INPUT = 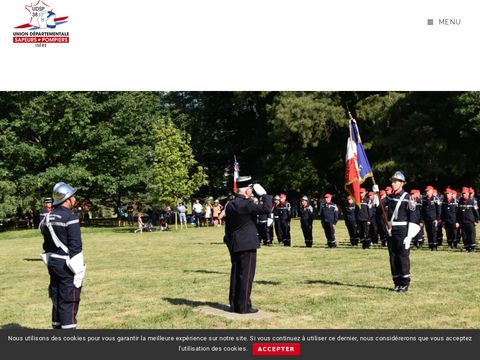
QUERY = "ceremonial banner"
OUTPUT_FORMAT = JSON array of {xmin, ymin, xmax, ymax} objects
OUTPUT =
[
  {"xmin": 233, "ymin": 157, "xmax": 240, "ymax": 193},
  {"xmin": 344, "ymin": 118, "xmax": 373, "ymax": 206}
]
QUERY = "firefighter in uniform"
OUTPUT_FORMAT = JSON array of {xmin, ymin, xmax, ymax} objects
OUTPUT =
[
  {"xmin": 441, "ymin": 188, "xmax": 458, "ymax": 248},
  {"xmin": 40, "ymin": 182, "xmax": 86, "ymax": 329},
  {"xmin": 299, "ymin": 196, "xmax": 314, "ymax": 247},
  {"xmin": 277, "ymin": 194, "xmax": 292, "ymax": 246},
  {"xmin": 272, "ymin": 195, "xmax": 283, "ymax": 244},
  {"xmin": 376, "ymin": 190, "xmax": 388, "ymax": 246},
  {"xmin": 357, "ymin": 188, "xmax": 372, "ymax": 249},
  {"xmin": 319, "ymin": 194, "xmax": 338, "ymax": 248},
  {"xmin": 257, "ymin": 198, "xmax": 272, "ymax": 246},
  {"xmin": 344, "ymin": 195, "xmax": 358, "ymax": 246},
  {"xmin": 386, "ymin": 171, "xmax": 419, "ymax": 292},
  {"xmin": 422, "ymin": 185, "xmax": 442, "ymax": 250},
  {"xmin": 410, "ymin": 190, "xmax": 424, "ymax": 248},
  {"xmin": 456, "ymin": 187, "xmax": 479, "ymax": 252},
  {"xmin": 224, "ymin": 176, "xmax": 272, "ymax": 313}
]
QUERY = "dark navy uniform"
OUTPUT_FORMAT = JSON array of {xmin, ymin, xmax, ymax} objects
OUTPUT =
[
  {"xmin": 41, "ymin": 206, "xmax": 82, "ymax": 329},
  {"xmin": 299, "ymin": 204, "xmax": 314, "ymax": 247},
  {"xmin": 386, "ymin": 190, "xmax": 417, "ymax": 290},
  {"xmin": 343, "ymin": 202, "xmax": 358, "ymax": 246},
  {"xmin": 319, "ymin": 200, "xmax": 339, "ymax": 248},
  {"xmin": 411, "ymin": 197, "xmax": 424, "ymax": 248},
  {"xmin": 257, "ymin": 212, "xmax": 271, "ymax": 246},
  {"xmin": 276, "ymin": 201, "xmax": 292, "ymax": 246},
  {"xmin": 375, "ymin": 197, "xmax": 389, "ymax": 246},
  {"xmin": 456, "ymin": 197, "xmax": 479, "ymax": 252},
  {"xmin": 421, "ymin": 195, "xmax": 442, "ymax": 250},
  {"xmin": 441, "ymin": 197, "xmax": 458, "ymax": 248},
  {"xmin": 356, "ymin": 197, "xmax": 372, "ymax": 249},
  {"xmin": 225, "ymin": 193, "xmax": 272, "ymax": 313}
]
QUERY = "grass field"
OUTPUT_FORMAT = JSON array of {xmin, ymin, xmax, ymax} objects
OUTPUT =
[{"xmin": 1, "ymin": 220, "xmax": 479, "ymax": 329}]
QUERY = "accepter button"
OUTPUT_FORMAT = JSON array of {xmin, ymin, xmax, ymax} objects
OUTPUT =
[{"xmin": 252, "ymin": 343, "xmax": 301, "ymax": 356}]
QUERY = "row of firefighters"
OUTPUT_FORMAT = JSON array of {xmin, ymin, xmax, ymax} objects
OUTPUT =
[{"xmin": 257, "ymin": 186, "xmax": 479, "ymax": 252}]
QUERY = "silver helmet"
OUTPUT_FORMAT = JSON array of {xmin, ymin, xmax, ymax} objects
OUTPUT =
[
  {"xmin": 52, "ymin": 182, "xmax": 78, "ymax": 206},
  {"xmin": 390, "ymin": 171, "xmax": 406, "ymax": 183}
]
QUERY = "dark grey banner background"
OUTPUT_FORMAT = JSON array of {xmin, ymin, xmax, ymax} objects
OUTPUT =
[{"xmin": 2, "ymin": 330, "xmax": 478, "ymax": 360}]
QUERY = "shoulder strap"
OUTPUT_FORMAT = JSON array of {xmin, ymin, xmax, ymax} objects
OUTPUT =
[
  {"xmin": 390, "ymin": 192, "xmax": 407, "ymax": 223},
  {"xmin": 45, "ymin": 212, "xmax": 69, "ymax": 254}
]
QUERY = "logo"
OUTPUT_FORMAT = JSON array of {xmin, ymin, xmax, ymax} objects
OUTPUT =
[{"xmin": 13, "ymin": 1, "xmax": 69, "ymax": 46}]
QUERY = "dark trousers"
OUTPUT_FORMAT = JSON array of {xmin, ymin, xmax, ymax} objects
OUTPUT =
[
  {"xmin": 322, "ymin": 221, "xmax": 336, "ymax": 247},
  {"xmin": 280, "ymin": 220, "xmax": 291, "ymax": 246},
  {"xmin": 301, "ymin": 219, "xmax": 313, "ymax": 247},
  {"xmin": 370, "ymin": 219, "xmax": 378, "ymax": 244},
  {"xmin": 274, "ymin": 219, "xmax": 283, "ymax": 243},
  {"xmin": 194, "ymin": 213, "xmax": 203, "ymax": 227},
  {"xmin": 425, "ymin": 220, "xmax": 438, "ymax": 249},
  {"xmin": 257, "ymin": 222, "xmax": 271, "ymax": 245},
  {"xmin": 345, "ymin": 220, "xmax": 358, "ymax": 246},
  {"xmin": 413, "ymin": 223, "xmax": 424, "ymax": 247},
  {"xmin": 436, "ymin": 221, "xmax": 444, "ymax": 246},
  {"xmin": 387, "ymin": 226, "xmax": 410, "ymax": 287},
  {"xmin": 444, "ymin": 222, "xmax": 457, "ymax": 247},
  {"xmin": 48, "ymin": 258, "xmax": 81, "ymax": 329},
  {"xmin": 358, "ymin": 221, "xmax": 371, "ymax": 248},
  {"xmin": 229, "ymin": 250, "xmax": 257, "ymax": 313},
  {"xmin": 461, "ymin": 222, "xmax": 476, "ymax": 251}
]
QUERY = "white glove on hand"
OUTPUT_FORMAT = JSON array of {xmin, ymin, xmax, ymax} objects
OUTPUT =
[
  {"xmin": 372, "ymin": 184, "xmax": 379, "ymax": 193},
  {"xmin": 253, "ymin": 184, "xmax": 266, "ymax": 196},
  {"xmin": 403, "ymin": 237, "xmax": 412, "ymax": 250},
  {"xmin": 73, "ymin": 264, "xmax": 86, "ymax": 288}
]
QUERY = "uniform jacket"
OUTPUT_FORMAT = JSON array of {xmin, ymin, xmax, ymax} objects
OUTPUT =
[
  {"xmin": 356, "ymin": 197, "xmax": 372, "ymax": 222},
  {"xmin": 41, "ymin": 206, "xmax": 82, "ymax": 257},
  {"xmin": 343, "ymin": 204, "xmax": 357, "ymax": 223},
  {"xmin": 441, "ymin": 199, "xmax": 457, "ymax": 224},
  {"xmin": 386, "ymin": 190, "xmax": 417, "ymax": 223},
  {"xmin": 299, "ymin": 205, "xmax": 314, "ymax": 225},
  {"xmin": 421, "ymin": 195, "xmax": 441, "ymax": 221},
  {"xmin": 456, "ymin": 198, "xmax": 479, "ymax": 224},
  {"xmin": 319, "ymin": 202, "xmax": 339, "ymax": 224},
  {"xmin": 274, "ymin": 202, "xmax": 291, "ymax": 222},
  {"xmin": 225, "ymin": 194, "xmax": 273, "ymax": 253}
]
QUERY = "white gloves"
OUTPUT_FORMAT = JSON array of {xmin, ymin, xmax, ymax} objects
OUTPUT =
[
  {"xmin": 372, "ymin": 184, "xmax": 379, "ymax": 193},
  {"xmin": 67, "ymin": 252, "xmax": 87, "ymax": 288},
  {"xmin": 253, "ymin": 184, "xmax": 266, "ymax": 196},
  {"xmin": 403, "ymin": 237, "xmax": 412, "ymax": 250},
  {"xmin": 73, "ymin": 265, "xmax": 87, "ymax": 288}
]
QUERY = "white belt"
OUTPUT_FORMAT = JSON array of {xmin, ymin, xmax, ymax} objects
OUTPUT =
[
  {"xmin": 50, "ymin": 253, "xmax": 69, "ymax": 260},
  {"xmin": 391, "ymin": 221, "xmax": 407, "ymax": 226}
]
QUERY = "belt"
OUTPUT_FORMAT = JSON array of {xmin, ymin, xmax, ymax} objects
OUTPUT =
[
  {"xmin": 50, "ymin": 253, "xmax": 69, "ymax": 260},
  {"xmin": 259, "ymin": 220, "xmax": 268, "ymax": 223},
  {"xmin": 391, "ymin": 221, "xmax": 407, "ymax": 226}
]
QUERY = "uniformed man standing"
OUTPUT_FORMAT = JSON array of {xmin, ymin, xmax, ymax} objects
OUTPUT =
[
  {"xmin": 357, "ymin": 188, "xmax": 372, "ymax": 249},
  {"xmin": 385, "ymin": 171, "xmax": 419, "ymax": 292},
  {"xmin": 456, "ymin": 187, "xmax": 479, "ymax": 252},
  {"xmin": 319, "ymin": 194, "xmax": 339, "ymax": 248},
  {"xmin": 272, "ymin": 195, "xmax": 283, "ymax": 244},
  {"xmin": 277, "ymin": 194, "xmax": 292, "ymax": 246},
  {"xmin": 299, "ymin": 196, "xmax": 314, "ymax": 247},
  {"xmin": 344, "ymin": 195, "xmax": 358, "ymax": 246},
  {"xmin": 224, "ymin": 176, "xmax": 272, "ymax": 313},
  {"xmin": 40, "ymin": 182, "xmax": 86, "ymax": 329},
  {"xmin": 410, "ymin": 190, "xmax": 424, "ymax": 248},
  {"xmin": 441, "ymin": 188, "xmax": 458, "ymax": 248},
  {"xmin": 257, "ymin": 198, "xmax": 272, "ymax": 246},
  {"xmin": 421, "ymin": 185, "xmax": 442, "ymax": 250}
]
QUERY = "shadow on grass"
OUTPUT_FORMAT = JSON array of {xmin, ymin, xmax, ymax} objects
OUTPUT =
[
  {"xmin": 23, "ymin": 258, "xmax": 42, "ymax": 262},
  {"xmin": 305, "ymin": 279, "xmax": 391, "ymax": 291},
  {"xmin": 255, "ymin": 280, "xmax": 281, "ymax": 286},
  {"xmin": 163, "ymin": 297, "xmax": 230, "ymax": 312},
  {"xmin": 183, "ymin": 269, "xmax": 227, "ymax": 275},
  {"xmin": 1, "ymin": 323, "xmax": 31, "ymax": 329}
]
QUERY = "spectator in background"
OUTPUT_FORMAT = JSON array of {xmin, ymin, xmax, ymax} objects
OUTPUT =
[
  {"xmin": 127, "ymin": 203, "xmax": 134, "ymax": 226},
  {"xmin": 117, "ymin": 207, "xmax": 125, "ymax": 227},
  {"xmin": 82, "ymin": 199, "xmax": 92, "ymax": 227},
  {"xmin": 134, "ymin": 210, "xmax": 145, "ymax": 233},
  {"xmin": 204, "ymin": 200, "xmax": 213, "ymax": 226},
  {"xmin": 177, "ymin": 203, "xmax": 187, "ymax": 229},
  {"xmin": 193, "ymin": 199, "xmax": 203, "ymax": 227},
  {"xmin": 213, "ymin": 200, "xmax": 223, "ymax": 227}
]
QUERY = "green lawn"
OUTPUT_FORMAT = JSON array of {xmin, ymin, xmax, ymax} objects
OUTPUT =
[{"xmin": 1, "ymin": 220, "xmax": 479, "ymax": 329}]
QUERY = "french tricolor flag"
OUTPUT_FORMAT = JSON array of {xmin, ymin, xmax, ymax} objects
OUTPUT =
[
  {"xmin": 344, "ymin": 118, "xmax": 373, "ymax": 206},
  {"xmin": 233, "ymin": 156, "xmax": 240, "ymax": 193}
]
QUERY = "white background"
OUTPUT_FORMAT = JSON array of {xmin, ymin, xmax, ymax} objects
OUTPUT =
[{"xmin": 1, "ymin": 0, "xmax": 479, "ymax": 90}]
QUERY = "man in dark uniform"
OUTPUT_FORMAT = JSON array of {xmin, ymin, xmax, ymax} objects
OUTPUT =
[
  {"xmin": 376, "ymin": 190, "xmax": 388, "ymax": 246},
  {"xmin": 385, "ymin": 171, "xmax": 419, "ymax": 292},
  {"xmin": 344, "ymin": 195, "xmax": 358, "ymax": 246},
  {"xmin": 319, "ymin": 194, "xmax": 339, "ymax": 248},
  {"xmin": 456, "ymin": 187, "xmax": 479, "ymax": 252},
  {"xmin": 421, "ymin": 185, "xmax": 442, "ymax": 250},
  {"xmin": 40, "ymin": 182, "xmax": 86, "ymax": 329},
  {"xmin": 299, "ymin": 196, "xmax": 314, "ymax": 247},
  {"xmin": 257, "ymin": 198, "xmax": 272, "ymax": 246},
  {"xmin": 357, "ymin": 188, "xmax": 372, "ymax": 249},
  {"xmin": 224, "ymin": 176, "xmax": 272, "ymax": 314},
  {"xmin": 410, "ymin": 190, "xmax": 424, "ymax": 248},
  {"xmin": 277, "ymin": 194, "xmax": 292, "ymax": 246},
  {"xmin": 441, "ymin": 188, "xmax": 458, "ymax": 248},
  {"xmin": 272, "ymin": 195, "xmax": 283, "ymax": 244}
]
